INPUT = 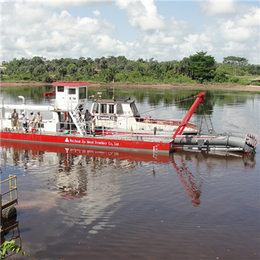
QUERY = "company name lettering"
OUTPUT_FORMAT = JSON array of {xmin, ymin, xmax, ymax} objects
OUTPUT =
[{"xmin": 66, "ymin": 138, "xmax": 120, "ymax": 147}]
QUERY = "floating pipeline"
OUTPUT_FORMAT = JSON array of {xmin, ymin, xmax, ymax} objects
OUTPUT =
[{"xmin": 173, "ymin": 133, "xmax": 257, "ymax": 154}]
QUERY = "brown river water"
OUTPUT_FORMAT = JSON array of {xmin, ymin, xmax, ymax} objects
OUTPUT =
[{"xmin": 0, "ymin": 87, "xmax": 259, "ymax": 259}]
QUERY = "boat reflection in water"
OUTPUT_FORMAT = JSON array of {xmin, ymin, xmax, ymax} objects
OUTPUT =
[
  {"xmin": 0, "ymin": 141, "xmax": 257, "ymax": 258},
  {"xmin": 1, "ymin": 141, "xmax": 256, "ymax": 209},
  {"xmin": 1, "ymin": 141, "xmax": 171, "ymax": 236},
  {"xmin": 171, "ymin": 151, "xmax": 256, "ymax": 206}
]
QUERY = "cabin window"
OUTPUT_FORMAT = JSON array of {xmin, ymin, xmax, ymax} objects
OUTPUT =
[
  {"xmin": 130, "ymin": 102, "xmax": 140, "ymax": 117},
  {"xmin": 93, "ymin": 103, "xmax": 99, "ymax": 113},
  {"xmin": 101, "ymin": 104, "xmax": 107, "ymax": 114},
  {"xmin": 57, "ymin": 86, "xmax": 64, "ymax": 92},
  {"xmin": 117, "ymin": 104, "xmax": 123, "ymax": 114},
  {"xmin": 69, "ymin": 88, "xmax": 76, "ymax": 94},
  {"xmin": 79, "ymin": 87, "xmax": 86, "ymax": 99},
  {"xmin": 109, "ymin": 104, "xmax": 114, "ymax": 114}
]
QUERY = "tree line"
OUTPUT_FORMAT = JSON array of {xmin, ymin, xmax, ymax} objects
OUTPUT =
[{"xmin": 1, "ymin": 52, "xmax": 260, "ymax": 85}]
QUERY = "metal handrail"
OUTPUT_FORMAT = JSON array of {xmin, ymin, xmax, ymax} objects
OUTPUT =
[{"xmin": 0, "ymin": 175, "xmax": 18, "ymax": 207}]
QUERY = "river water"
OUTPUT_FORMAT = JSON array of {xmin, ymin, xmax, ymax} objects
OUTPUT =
[{"xmin": 0, "ymin": 87, "xmax": 259, "ymax": 260}]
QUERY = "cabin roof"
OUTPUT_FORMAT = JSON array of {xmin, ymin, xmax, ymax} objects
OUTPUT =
[
  {"xmin": 93, "ymin": 98, "xmax": 135, "ymax": 104},
  {"xmin": 52, "ymin": 82, "xmax": 90, "ymax": 86}
]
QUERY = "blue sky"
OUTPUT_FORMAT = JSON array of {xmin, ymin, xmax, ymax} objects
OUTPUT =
[{"xmin": 1, "ymin": 0, "xmax": 259, "ymax": 64}]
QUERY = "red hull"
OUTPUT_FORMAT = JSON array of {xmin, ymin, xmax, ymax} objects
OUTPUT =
[
  {"xmin": 0, "ymin": 140, "xmax": 170, "ymax": 163},
  {"xmin": 0, "ymin": 132, "xmax": 173, "ymax": 154}
]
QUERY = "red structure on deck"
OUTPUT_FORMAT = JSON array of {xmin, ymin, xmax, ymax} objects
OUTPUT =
[{"xmin": 172, "ymin": 92, "xmax": 205, "ymax": 139}]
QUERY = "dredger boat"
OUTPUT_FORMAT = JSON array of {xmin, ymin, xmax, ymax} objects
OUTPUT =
[{"xmin": 0, "ymin": 82, "xmax": 257, "ymax": 155}]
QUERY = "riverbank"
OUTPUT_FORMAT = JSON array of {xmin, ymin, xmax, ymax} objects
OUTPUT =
[
  {"xmin": 1, "ymin": 82, "xmax": 260, "ymax": 92},
  {"xmin": 91, "ymin": 83, "xmax": 260, "ymax": 92}
]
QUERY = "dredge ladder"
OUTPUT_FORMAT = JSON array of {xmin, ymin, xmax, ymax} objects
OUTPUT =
[{"xmin": 172, "ymin": 93, "xmax": 257, "ymax": 154}]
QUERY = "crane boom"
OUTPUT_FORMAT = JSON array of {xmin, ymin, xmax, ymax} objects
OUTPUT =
[{"xmin": 172, "ymin": 92, "xmax": 205, "ymax": 139}]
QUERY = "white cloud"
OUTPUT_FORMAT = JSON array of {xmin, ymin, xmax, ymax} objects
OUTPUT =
[
  {"xmin": 2, "ymin": 0, "xmax": 116, "ymax": 8},
  {"xmin": 1, "ymin": 1, "xmax": 116, "ymax": 60},
  {"xmin": 179, "ymin": 33, "xmax": 214, "ymax": 57},
  {"xmin": 91, "ymin": 34, "xmax": 127, "ymax": 53},
  {"xmin": 200, "ymin": 0, "xmax": 237, "ymax": 16},
  {"xmin": 238, "ymin": 6, "xmax": 260, "ymax": 27},
  {"xmin": 220, "ymin": 20, "xmax": 252, "ymax": 42},
  {"xmin": 0, "ymin": 0, "xmax": 259, "ymax": 64},
  {"xmin": 2, "ymin": 3, "xmax": 50, "ymax": 36},
  {"xmin": 116, "ymin": 0, "xmax": 165, "ymax": 31},
  {"xmin": 214, "ymin": 5, "xmax": 260, "ymax": 61},
  {"xmin": 196, "ymin": 1, "xmax": 260, "ymax": 63},
  {"xmin": 14, "ymin": 37, "xmax": 31, "ymax": 50},
  {"xmin": 93, "ymin": 10, "xmax": 101, "ymax": 16}
]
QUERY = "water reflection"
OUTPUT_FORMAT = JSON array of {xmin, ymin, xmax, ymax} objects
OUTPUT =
[
  {"xmin": 172, "ymin": 158, "xmax": 202, "ymax": 207},
  {"xmin": 0, "ymin": 85, "xmax": 52, "ymax": 105},
  {"xmin": 1, "ymin": 86, "xmax": 259, "ymax": 259},
  {"xmin": 0, "ymin": 141, "xmax": 257, "ymax": 258},
  {"xmin": 1, "ymin": 86, "xmax": 257, "ymax": 115},
  {"xmin": 170, "ymin": 151, "xmax": 256, "ymax": 207},
  {"xmin": 1, "ymin": 141, "xmax": 256, "ymax": 207}
]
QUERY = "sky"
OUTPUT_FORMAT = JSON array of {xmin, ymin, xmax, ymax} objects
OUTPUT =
[{"xmin": 0, "ymin": 0, "xmax": 259, "ymax": 64}]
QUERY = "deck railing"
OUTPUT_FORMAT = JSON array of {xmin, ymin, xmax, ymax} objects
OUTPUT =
[
  {"xmin": 1, "ymin": 116, "xmax": 174, "ymax": 142},
  {"xmin": 0, "ymin": 174, "xmax": 21, "ymax": 258},
  {"xmin": 0, "ymin": 175, "xmax": 18, "ymax": 211}
]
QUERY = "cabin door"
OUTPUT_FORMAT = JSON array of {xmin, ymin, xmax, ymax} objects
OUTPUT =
[{"xmin": 67, "ymin": 88, "xmax": 78, "ymax": 110}]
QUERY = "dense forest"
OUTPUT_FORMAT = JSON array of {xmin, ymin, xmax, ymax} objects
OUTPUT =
[{"xmin": 1, "ymin": 51, "xmax": 260, "ymax": 85}]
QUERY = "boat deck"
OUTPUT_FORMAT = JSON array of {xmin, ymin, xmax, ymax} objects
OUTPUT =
[{"xmin": 3, "ymin": 129, "xmax": 173, "ymax": 141}]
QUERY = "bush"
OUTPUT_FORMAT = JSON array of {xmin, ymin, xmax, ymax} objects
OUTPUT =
[
  {"xmin": 214, "ymin": 72, "xmax": 228, "ymax": 83},
  {"xmin": 237, "ymin": 77, "xmax": 251, "ymax": 85},
  {"xmin": 1, "ymin": 240, "xmax": 21, "ymax": 259},
  {"xmin": 251, "ymin": 81, "xmax": 260, "ymax": 86},
  {"xmin": 164, "ymin": 72, "xmax": 195, "ymax": 84},
  {"xmin": 228, "ymin": 77, "xmax": 240, "ymax": 83},
  {"xmin": 42, "ymin": 73, "xmax": 53, "ymax": 83}
]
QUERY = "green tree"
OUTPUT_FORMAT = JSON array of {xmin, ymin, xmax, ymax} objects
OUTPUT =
[
  {"xmin": 33, "ymin": 64, "xmax": 46, "ymax": 76},
  {"xmin": 214, "ymin": 71, "xmax": 228, "ymax": 83},
  {"xmin": 247, "ymin": 64, "xmax": 260, "ymax": 76},
  {"xmin": 117, "ymin": 56, "xmax": 128, "ymax": 70},
  {"xmin": 223, "ymin": 56, "xmax": 248, "ymax": 76},
  {"xmin": 99, "ymin": 57, "xmax": 108, "ymax": 69},
  {"xmin": 77, "ymin": 57, "xmax": 86, "ymax": 67},
  {"xmin": 67, "ymin": 63, "xmax": 78, "ymax": 75},
  {"xmin": 188, "ymin": 51, "xmax": 216, "ymax": 82},
  {"xmin": 178, "ymin": 57, "xmax": 190, "ymax": 76},
  {"xmin": 31, "ymin": 56, "xmax": 44, "ymax": 66},
  {"xmin": 2, "ymin": 55, "xmax": 258, "ymax": 84},
  {"xmin": 107, "ymin": 65, "xmax": 118, "ymax": 82},
  {"xmin": 58, "ymin": 66, "xmax": 67, "ymax": 80},
  {"xmin": 125, "ymin": 61, "xmax": 136, "ymax": 71},
  {"xmin": 223, "ymin": 56, "xmax": 248, "ymax": 66}
]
